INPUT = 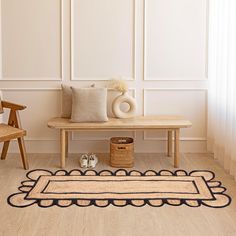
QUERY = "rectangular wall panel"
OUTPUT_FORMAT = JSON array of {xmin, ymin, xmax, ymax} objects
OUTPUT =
[
  {"xmin": 145, "ymin": 0, "xmax": 207, "ymax": 80},
  {"xmin": 73, "ymin": 131, "xmax": 135, "ymax": 141},
  {"xmin": 73, "ymin": 89, "xmax": 135, "ymax": 140},
  {"xmin": 144, "ymin": 89, "xmax": 207, "ymax": 139},
  {"xmin": 72, "ymin": 0, "xmax": 135, "ymax": 80},
  {"xmin": 1, "ymin": 0, "xmax": 62, "ymax": 80},
  {"xmin": 2, "ymin": 90, "xmax": 61, "ymax": 140}
]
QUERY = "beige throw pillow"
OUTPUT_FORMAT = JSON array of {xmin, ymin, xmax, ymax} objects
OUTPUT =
[
  {"xmin": 61, "ymin": 84, "xmax": 72, "ymax": 118},
  {"xmin": 71, "ymin": 87, "xmax": 108, "ymax": 122}
]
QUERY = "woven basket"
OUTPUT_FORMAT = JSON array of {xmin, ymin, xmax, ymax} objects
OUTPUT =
[{"xmin": 110, "ymin": 137, "xmax": 134, "ymax": 168}]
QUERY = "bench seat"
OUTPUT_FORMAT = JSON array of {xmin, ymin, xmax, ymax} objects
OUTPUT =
[{"xmin": 48, "ymin": 116, "xmax": 191, "ymax": 130}]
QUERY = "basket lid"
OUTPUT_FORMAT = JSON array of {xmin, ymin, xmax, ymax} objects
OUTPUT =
[{"xmin": 110, "ymin": 137, "xmax": 133, "ymax": 144}]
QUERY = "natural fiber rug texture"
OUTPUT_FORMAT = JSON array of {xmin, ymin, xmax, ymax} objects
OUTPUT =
[{"xmin": 8, "ymin": 169, "xmax": 231, "ymax": 208}]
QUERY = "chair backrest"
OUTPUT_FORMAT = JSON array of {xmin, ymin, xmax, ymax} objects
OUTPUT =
[{"xmin": 0, "ymin": 98, "xmax": 3, "ymax": 114}]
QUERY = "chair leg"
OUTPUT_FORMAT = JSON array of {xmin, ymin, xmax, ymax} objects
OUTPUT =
[
  {"xmin": 17, "ymin": 137, "xmax": 29, "ymax": 170},
  {"xmin": 1, "ymin": 141, "xmax": 10, "ymax": 160}
]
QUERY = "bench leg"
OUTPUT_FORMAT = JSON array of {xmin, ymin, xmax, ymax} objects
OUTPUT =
[
  {"xmin": 167, "ymin": 131, "xmax": 172, "ymax": 157},
  {"xmin": 65, "ymin": 131, "xmax": 68, "ymax": 158},
  {"xmin": 1, "ymin": 141, "xmax": 10, "ymax": 160},
  {"xmin": 60, "ymin": 129, "xmax": 66, "ymax": 168},
  {"xmin": 174, "ymin": 129, "xmax": 180, "ymax": 168},
  {"xmin": 17, "ymin": 137, "xmax": 29, "ymax": 170}
]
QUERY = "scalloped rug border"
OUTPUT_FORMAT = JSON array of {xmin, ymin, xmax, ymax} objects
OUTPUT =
[{"xmin": 7, "ymin": 169, "xmax": 232, "ymax": 208}]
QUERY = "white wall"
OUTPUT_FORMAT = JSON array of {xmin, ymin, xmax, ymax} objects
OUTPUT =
[{"xmin": 0, "ymin": 0, "xmax": 208, "ymax": 153}]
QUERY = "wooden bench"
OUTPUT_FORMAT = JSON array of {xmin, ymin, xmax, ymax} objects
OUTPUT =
[{"xmin": 48, "ymin": 116, "xmax": 192, "ymax": 168}]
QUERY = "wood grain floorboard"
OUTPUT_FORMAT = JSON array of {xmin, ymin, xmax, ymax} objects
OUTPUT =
[{"xmin": 0, "ymin": 153, "xmax": 236, "ymax": 236}]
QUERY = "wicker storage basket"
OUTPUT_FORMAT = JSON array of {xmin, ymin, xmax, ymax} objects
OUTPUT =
[{"xmin": 110, "ymin": 137, "xmax": 134, "ymax": 168}]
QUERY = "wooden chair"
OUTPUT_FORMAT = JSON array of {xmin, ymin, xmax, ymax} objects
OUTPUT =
[{"xmin": 0, "ymin": 100, "xmax": 29, "ymax": 169}]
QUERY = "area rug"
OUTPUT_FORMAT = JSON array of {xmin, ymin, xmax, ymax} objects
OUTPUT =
[{"xmin": 8, "ymin": 169, "xmax": 231, "ymax": 208}]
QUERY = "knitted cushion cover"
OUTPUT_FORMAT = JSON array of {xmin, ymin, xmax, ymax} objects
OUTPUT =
[{"xmin": 71, "ymin": 87, "xmax": 108, "ymax": 122}]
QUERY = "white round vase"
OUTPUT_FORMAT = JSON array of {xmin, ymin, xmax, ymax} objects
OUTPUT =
[{"xmin": 112, "ymin": 92, "xmax": 137, "ymax": 119}]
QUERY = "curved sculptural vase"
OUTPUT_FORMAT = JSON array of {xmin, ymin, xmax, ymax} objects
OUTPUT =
[{"xmin": 112, "ymin": 92, "xmax": 137, "ymax": 118}]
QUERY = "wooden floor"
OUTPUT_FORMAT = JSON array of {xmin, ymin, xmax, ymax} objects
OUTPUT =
[{"xmin": 0, "ymin": 153, "xmax": 236, "ymax": 236}]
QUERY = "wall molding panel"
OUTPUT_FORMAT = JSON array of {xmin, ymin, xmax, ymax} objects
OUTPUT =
[
  {"xmin": 0, "ymin": 0, "xmax": 65, "ymax": 81},
  {"xmin": 70, "ymin": 0, "xmax": 136, "ymax": 81},
  {"xmin": 1, "ymin": 88, "xmax": 61, "ymax": 141},
  {"xmin": 143, "ymin": 88, "xmax": 207, "ymax": 142},
  {"xmin": 72, "ymin": 132, "xmax": 137, "ymax": 142},
  {"xmin": 143, "ymin": 0, "xmax": 208, "ymax": 81},
  {"xmin": 143, "ymin": 136, "xmax": 207, "ymax": 142},
  {"xmin": 71, "ymin": 88, "xmax": 136, "ymax": 141}
]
